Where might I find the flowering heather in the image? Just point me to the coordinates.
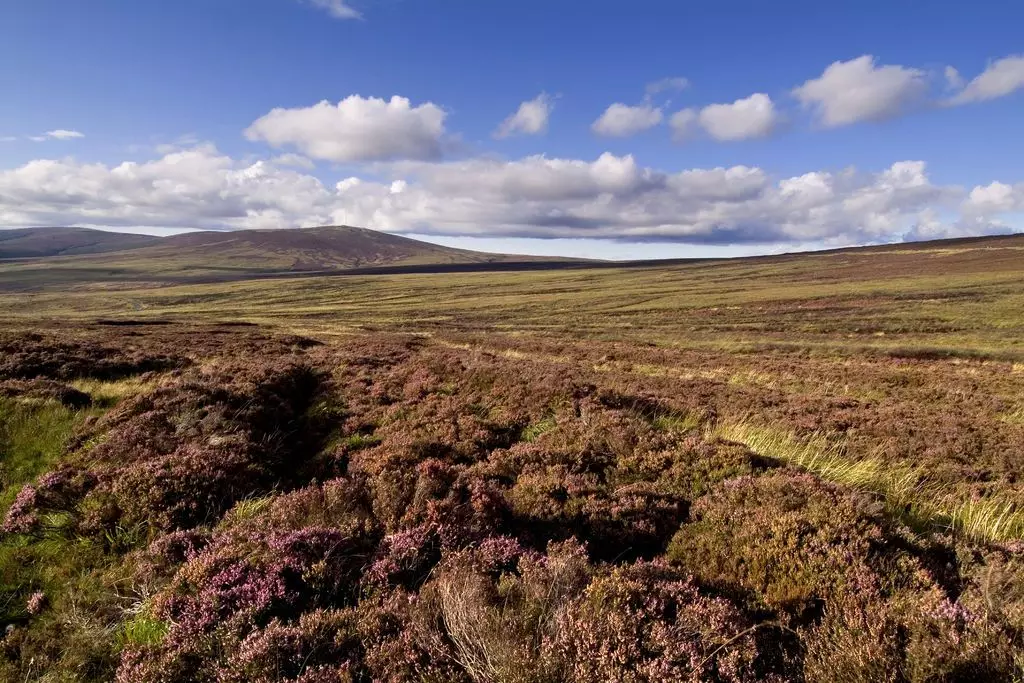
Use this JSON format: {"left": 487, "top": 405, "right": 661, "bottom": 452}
{"left": 25, "top": 591, "right": 46, "bottom": 616}
{"left": 549, "top": 561, "right": 768, "bottom": 682}
{"left": 2, "top": 326, "right": 1023, "bottom": 681}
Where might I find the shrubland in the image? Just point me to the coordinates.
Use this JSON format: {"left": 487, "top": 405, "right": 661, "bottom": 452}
{"left": 1, "top": 321, "right": 1023, "bottom": 681}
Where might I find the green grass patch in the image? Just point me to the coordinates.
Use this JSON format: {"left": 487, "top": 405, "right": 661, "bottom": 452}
{"left": 0, "top": 397, "right": 101, "bottom": 507}
{"left": 520, "top": 416, "right": 557, "bottom": 442}
{"left": 337, "top": 433, "right": 382, "bottom": 451}
{"left": 117, "top": 611, "right": 168, "bottom": 649}
{"left": 651, "top": 412, "right": 701, "bottom": 433}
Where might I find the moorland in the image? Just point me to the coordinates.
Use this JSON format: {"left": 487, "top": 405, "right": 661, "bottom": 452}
{"left": 1, "top": 226, "right": 1023, "bottom": 682}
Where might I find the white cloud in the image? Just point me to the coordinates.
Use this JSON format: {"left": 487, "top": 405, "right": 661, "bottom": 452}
{"left": 26, "top": 130, "right": 85, "bottom": 142}
{"left": 669, "top": 109, "right": 698, "bottom": 142}
{"left": 245, "top": 95, "right": 447, "bottom": 163}
{"left": 2, "top": 144, "right": 1008, "bottom": 246}
{"left": 494, "top": 93, "right": 553, "bottom": 139}
{"left": 944, "top": 66, "right": 964, "bottom": 90}
{"left": 0, "top": 137, "right": 16, "bottom": 143}
{"left": 272, "top": 153, "right": 316, "bottom": 169}
{"left": 697, "top": 93, "right": 778, "bottom": 141}
{"left": 45, "top": 129, "right": 85, "bottom": 140}
{"left": 963, "top": 181, "right": 1024, "bottom": 214}
{"left": 646, "top": 77, "right": 689, "bottom": 96}
{"left": 305, "top": 0, "right": 361, "bottom": 19}
{"left": 792, "top": 55, "right": 927, "bottom": 127}
{"left": 591, "top": 103, "right": 663, "bottom": 137}
{"left": 946, "top": 55, "right": 1024, "bottom": 105}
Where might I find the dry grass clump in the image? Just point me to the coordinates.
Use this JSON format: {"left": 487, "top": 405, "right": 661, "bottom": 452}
{"left": 714, "top": 421, "right": 1024, "bottom": 543}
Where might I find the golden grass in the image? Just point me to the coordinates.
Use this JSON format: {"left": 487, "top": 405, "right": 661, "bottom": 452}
{"left": 70, "top": 376, "right": 162, "bottom": 407}
{"left": 714, "top": 421, "right": 1024, "bottom": 544}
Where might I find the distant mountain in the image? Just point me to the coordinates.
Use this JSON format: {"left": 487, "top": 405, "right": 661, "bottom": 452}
{"left": 0, "top": 227, "right": 158, "bottom": 259}
{"left": 0, "top": 226, "right": 577, "bottom": 287}
{"left": 144, "top": 225, "right": 560, "bottom": 271}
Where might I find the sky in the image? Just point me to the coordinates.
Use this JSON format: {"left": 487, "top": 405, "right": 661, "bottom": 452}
{"left": 1, "top": 0, "right": 1023, "bottom": 259}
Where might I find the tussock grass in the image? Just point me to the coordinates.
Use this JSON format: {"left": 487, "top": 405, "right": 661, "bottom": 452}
{"left": 651, "top": 412, "right": 701, "bottom": 433}
{"left": 220, "top": 494, "right": 276, "bottom": 527}
{"left": 714, "top": 421, "right": 1024, "bottom": 544}
{"left": 71, "top": 376, "right": 160, "bottom": 408}
{"left": 999, "top": 405, "right": 1024, "bottom": 425}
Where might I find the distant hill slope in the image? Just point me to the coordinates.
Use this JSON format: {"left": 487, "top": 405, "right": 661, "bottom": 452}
{"left": 0, "top": 225, "right": 577, "bottom": 288}
{"left": 147, "top": 225, "right": 559, "bottom": 271}
{"left": 0, "top": 227, "right": 158, "bottom": 259}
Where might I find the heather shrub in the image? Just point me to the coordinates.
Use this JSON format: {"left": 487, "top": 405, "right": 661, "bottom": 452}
{"left": 415, "top": 538, "right": 593, "bottom": 683}
{"left": 0, "top": 331, "right": 186, "bottom": 382}
{"left": 0, "top": 379, "right": 92, "bottom": 408}
{"left": 7, "top": 361, "right": 331, "bottom": 539}
{"left": 612, "top": 433, "right": 772, "bottom": 498}
{"left": 547, "top": 560, "right": 771, "bottom": 683}
{"left": 667, "top": 473, "right": 903, "bottom": 613}
{"left": 4, "top": 328, "right": 1024, "bottom": 681}
{"left": 121, "top": 523, "right": 376, "bottom": 682}
{"left": 802, "top": 585, "right": 1020, "bottom": 682}
{"left": 2, "top": 467, "right": 98, "bottom": 535}
{"left": 218, "top": 608, "right": 362, "bottom": 683}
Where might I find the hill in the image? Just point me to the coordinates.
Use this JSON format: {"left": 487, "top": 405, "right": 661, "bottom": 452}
{"left": 0, "top": 227, "right": 158, "bottom": 259}
{"left": 0, "top": 225, "right": 576, "bottom": 289}
{"left": 149, "top": 225, "right": 563, "bottom": 271}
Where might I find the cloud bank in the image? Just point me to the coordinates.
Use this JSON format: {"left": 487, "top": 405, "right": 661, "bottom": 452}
{"left": 1, "top": 143, "right": 1017, "bottom": 245}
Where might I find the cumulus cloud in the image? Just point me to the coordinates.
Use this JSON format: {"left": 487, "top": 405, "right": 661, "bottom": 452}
{"left": 591, "top": 103, "right": 663, "bottom": 137}
{"left": 792, "top": 55, "right": 927, "bottom": 127}
{"left": 245, "top": 95, "right": 447, "bottom": 163}
{"left": 0, "top": 144, "right": 336, "bottom": 232}
{"left": 697, "top": 93, "right": 778, "bottom": 141}
{"left": 946, "top": 55, "right": 1024, "bottom": 105}
{"left": 669, "top": 94, "right": 778, "bottom": 142}
{"left": 3, "top": 143, "right": 1011, "bottom": 246}
{"left": 494, "top": 93, "right": 554, "bottom": 139}
{"left": 669, "top": 109, "right": 698, "bottom": 142}
{"left": 305, "top": 0, "right": 361, "bottom": 19}
{"left": 962, "top": 181, "right": 1024, "bottom": 214}
{"left": 646, "top": 77, "right": 689, "bottom": 96}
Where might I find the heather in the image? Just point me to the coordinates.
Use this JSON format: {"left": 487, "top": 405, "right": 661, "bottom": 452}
{"left": 1, "top": 321, "right": 1023, "bottom": 681}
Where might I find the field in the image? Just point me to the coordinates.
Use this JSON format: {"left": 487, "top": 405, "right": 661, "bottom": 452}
{"left": 1, "top": 233, "right": 1023, "bottom": 681}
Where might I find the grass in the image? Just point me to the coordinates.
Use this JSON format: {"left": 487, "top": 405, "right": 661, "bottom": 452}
{"left": 714, "top": 421, "right": 1024, "bottom": 544}
{"left": 521, "top": 416, "right": 557, "bottom": 442}
{"left": 70, "top": 376, "right": 161, "bottom": 408}
{"left": 651, "top": 412, "right": 702, "bottom": 433}
{"left": 0, "top": 397, "right": 100, "bottom": 506}
{"left": 117, "top": 611, "right": 168, "bottom": 650}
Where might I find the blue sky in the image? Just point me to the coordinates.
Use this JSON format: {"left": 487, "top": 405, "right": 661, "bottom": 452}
{"left": 1, "top": 0, "right": 1023, "bottom": 259}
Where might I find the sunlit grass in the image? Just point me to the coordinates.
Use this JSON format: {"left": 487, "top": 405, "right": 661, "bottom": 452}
{"left": 0, "top": 398, "right": 101, "bottom": 506}
{"left": 714, "top": 421, "right": 1024, "bottom": 544}
{"left": 70, "top": 376, "right": 161, "bottom": 408}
